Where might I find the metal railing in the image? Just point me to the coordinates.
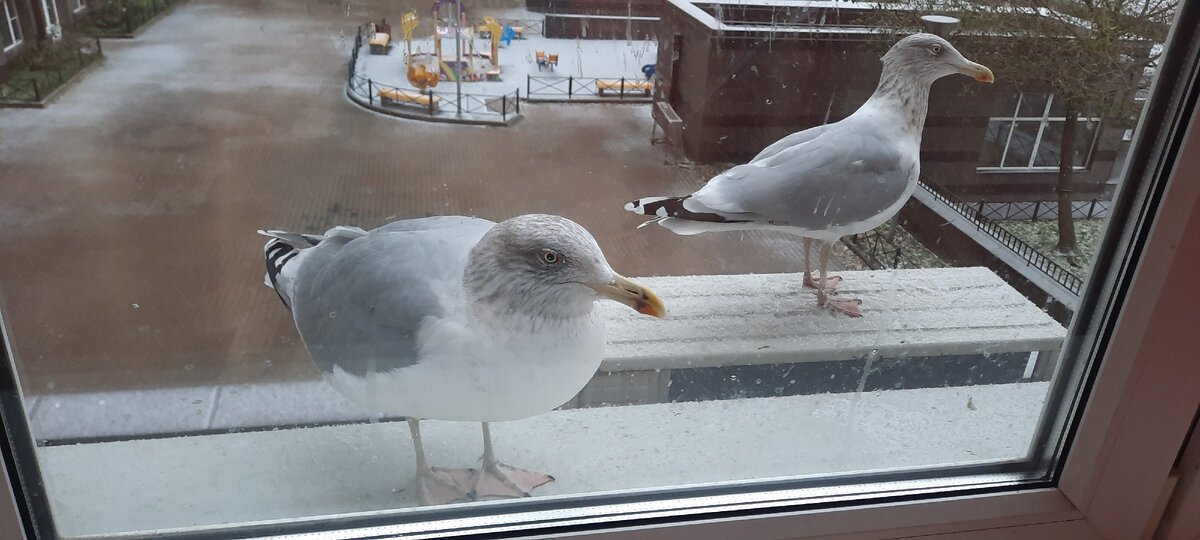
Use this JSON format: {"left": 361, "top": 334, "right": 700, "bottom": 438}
{"left": 76, "top": 0, "right": 178, "bottom": 36}
{"left": 347, "top": 23, "right": 520, "bottom": 123}
{"left": 496, "top": 18, "right": 544, "bottom": 35}
{"left": 526, "top": 75, "right": 655, "bottom": 101}
{"left": 844, "top": 228, "right": 904, "bottom": 270}
{"left": 919, "top": 180, "right": 1085, "bottom": 295}
{"left": 972, "top": 199, "right": 1111, "bottom": 221}
{"left": 0, "top": 37, "right": 103, "bottom": 102}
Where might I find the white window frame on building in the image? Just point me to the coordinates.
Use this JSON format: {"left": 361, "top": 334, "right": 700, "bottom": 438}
{"left": 2, "top": 0, "right": 22, "bottom": 52}
{"left": 71, "top": 0, "right": 84, "bottom": 13}
{"left": 978, "top": 92, "right": 1103, "bottom": 172}
{"left": 42, "top": 0, "right": 60, "bottom": 32}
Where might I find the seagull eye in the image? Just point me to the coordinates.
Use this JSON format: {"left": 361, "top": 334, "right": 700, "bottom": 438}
{"left": 931, "top": 44, "right": 943, "bottom": 54}
{"left": 539, "top": 250, "right": 562, "bottom": 264}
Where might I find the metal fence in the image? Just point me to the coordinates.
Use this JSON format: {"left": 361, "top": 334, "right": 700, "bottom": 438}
{"left": 76, "top": 0, "right": 177, "bottom": 35}
{"left": 496, "top": 18, "right": 544, "bottom": 35}
{"left": 357, "top": 77, "right": 521, "bottom": 120}
{"left": 920, "top": 180, "right": 1085, "bottom": 295}
{"left": 526, "top": 75, "right": 655, "bottom": 101}
{"left": 972, "top": 199, "right": 1111, "bottom": 221}
{"left": 844, "top": 228, "right": 905, "bottom": 270}
{"left": 0, "top": 37, "right": 103, "bottom": 102}
{"left": 348, "top": 23, "right": 521, "bottom": 123}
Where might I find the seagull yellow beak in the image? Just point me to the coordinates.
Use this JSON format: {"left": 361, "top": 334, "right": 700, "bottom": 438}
{"left": 958, "top": 60, "right": 995, "bottom": 83}
{"left": 583, "top": 274, "right": 667, "bottom": 318}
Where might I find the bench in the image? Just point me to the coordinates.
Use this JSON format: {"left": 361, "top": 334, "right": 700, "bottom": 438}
{"left": 368, "top": 32, "right": 390, "bottom": 55}
{"left": 377, "top": 87, "right": 440, "bottom": 110}
{"left": 597, "top": 79, "right": 653, "bottom": 96}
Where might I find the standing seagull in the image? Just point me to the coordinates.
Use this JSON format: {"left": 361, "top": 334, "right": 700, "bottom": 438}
{"left": 259, "top": 214, "right": 665, "bottom": 505}
{"left": 626, "top": 33, "right": 993, "bottom": 316}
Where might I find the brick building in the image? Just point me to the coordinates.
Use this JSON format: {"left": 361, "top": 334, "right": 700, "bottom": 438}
{"left": 1, "top": 0, "right": 94, "bottom": 70}
{"left": 651, "top": 0, "right": 1132, "bottom": 203}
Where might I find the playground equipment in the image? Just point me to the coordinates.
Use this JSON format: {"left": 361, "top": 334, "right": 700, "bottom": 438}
{"left": 400, "top": 11, "right": 418, "bottom": 59}
{"left": 392, "top": 3, "right": 502, "bottom": 88}
{"left": 407, "top": 63, "right": 440, "bottom": 92}
{"left": 432, "top": 1, "right": 469, "bottom": 65}
{"left": 481, "top": 16, "right": 503, "bottom": 66}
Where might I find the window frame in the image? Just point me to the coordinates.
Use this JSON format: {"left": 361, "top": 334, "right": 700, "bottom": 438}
{"left": 2, "top": 0, "right": 22, "bottom": 52}
{"left": 1, "top": 4, "right": 1199, "bottom": 539}
{"left": 977, "top": 93, "right": 1103, "bottom": 173}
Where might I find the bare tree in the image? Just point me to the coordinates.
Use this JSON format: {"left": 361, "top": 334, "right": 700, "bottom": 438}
{"left": 872, "top": 0, "right": 1176, "bottom": 255}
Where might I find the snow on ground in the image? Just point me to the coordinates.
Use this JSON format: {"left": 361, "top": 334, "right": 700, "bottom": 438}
{"left": 354, "top": 14, "right": 657, "bottom": 100}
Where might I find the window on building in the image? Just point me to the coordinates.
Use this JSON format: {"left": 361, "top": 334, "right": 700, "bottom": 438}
{"left": 72, "top": 0, "right": 84, "bottom": 13}
{"left": 2, "top": 0, "right": 21, "bottom": 50}
{"left": 978, "top": 93, "right": 1102, "bottom": 171}
{"left": 47, "top": 0, "right": 59, "bottom": 28}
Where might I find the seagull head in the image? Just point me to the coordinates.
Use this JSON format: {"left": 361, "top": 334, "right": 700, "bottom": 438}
{"left": 883, "top": 33, "right": 994, "bottom": 86}
{"left": 465, "top": 214, "right": 666, "bottom": 322}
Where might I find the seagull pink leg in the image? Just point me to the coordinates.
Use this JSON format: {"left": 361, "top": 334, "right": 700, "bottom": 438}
{"left": 469, "top": 422, "right": 554, "bottom": 500}
{"left": 816, "top": 242, "right": 861, "bottom": 317}
{"left": 803, "top": 239, "right": 842, "bottom": 289}
{"left": 408, "top": 418, "right": 474, "bottom": 505}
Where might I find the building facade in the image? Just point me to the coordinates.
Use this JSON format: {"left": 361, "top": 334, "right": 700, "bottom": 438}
{"left": 1, "top": 0, "right": 93, "bottom": 71}
{"left": 652, "top": 0, "right": 1130, "bottom": 203}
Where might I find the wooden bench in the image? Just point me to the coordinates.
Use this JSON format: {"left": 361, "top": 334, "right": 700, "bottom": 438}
{"left": 377, "top": 87, "right": 440, "bottom": 110}
{"left": 597, "top": 79, "right": 653, "bottom": 96}
{"left": 368, "top": 32, "right": 390, "bottom": 55}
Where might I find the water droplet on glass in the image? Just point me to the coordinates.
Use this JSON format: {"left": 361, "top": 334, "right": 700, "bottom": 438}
{"left": 131, "top": 303, "right": 140, "bottom": 309}
{"left": 184, "top": 364, "right": 195, "bottom": 371}
{"left": 765, "top": 99, "right": 773, "bottom": 105}
{"left": 329, "top": 312, "right": 338, "bottom": 318}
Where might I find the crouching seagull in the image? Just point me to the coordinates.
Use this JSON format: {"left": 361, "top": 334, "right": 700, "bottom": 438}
{"left": 260, "top": 214, "right": 666, "bottom": 505}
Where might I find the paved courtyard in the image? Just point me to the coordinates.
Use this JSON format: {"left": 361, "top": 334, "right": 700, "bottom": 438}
{"left": 0, "top": 0, "right": 840, "bottom": 394}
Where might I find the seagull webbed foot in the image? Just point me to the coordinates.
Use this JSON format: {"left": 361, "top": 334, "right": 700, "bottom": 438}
{"left": 803, "top": 270, "right": 842, "bottom": 289}
{"left": 819, "top": 295, "right": 863, "bottom": 317}
{"left": 417, "top": 466, "right": 476, "bottom": 506}
{"left": 470, "top": 462, "right": 554, "bottom": 500}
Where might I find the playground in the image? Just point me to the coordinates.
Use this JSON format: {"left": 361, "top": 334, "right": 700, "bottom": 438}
{"left": 349, "top": 2, "right": 658, "bottom": 123}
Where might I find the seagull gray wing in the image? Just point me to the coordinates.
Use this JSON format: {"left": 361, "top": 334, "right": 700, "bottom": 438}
{"left": 291, "top": 217, "right": 495, "bottom": 377}
{"left": 691, "top": 124, "right": 915, "bottom": 232}
{"left": 750, "top": 123, "right": 831, "bottom": 163}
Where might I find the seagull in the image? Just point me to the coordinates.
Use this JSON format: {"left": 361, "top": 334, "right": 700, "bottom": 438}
{"left": 259, "top": 214, "right": 666, "bottom": 505}
{"left": 626, "top": 33, "right": 994, "bottom": 317}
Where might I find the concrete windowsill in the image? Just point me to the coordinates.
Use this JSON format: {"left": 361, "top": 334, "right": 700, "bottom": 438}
{"left": 24, "top": 267, "right": 1066, "bottom": 537}
{"left": 38, "top": 381, "right": 1050, "bottom": 538}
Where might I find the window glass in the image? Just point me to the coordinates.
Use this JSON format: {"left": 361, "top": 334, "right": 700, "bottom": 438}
{"left": 0, "top": 0, "right": 1184, "bottom": 538}
{"left": 979, "top": 120, "right": 1010, "bottom": 167}
{"left": 1017, "top": 92, "right": 1048, "bottom": 117}
{"left": 1002, "top": 120, "right": 1042, "bottom": 167}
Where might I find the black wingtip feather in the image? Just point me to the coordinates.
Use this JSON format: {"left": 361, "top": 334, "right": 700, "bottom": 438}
{"left": 636, "top": 197, "right": 748, "bottom": 224}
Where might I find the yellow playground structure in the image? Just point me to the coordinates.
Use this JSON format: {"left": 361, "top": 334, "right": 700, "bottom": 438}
{"left": 396, "top": 3, "right": 506, "bottom": 86}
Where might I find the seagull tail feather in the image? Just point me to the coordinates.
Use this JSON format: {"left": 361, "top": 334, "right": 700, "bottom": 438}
{"left": 625, "top": 196, "right": 749, "bottom": 235}
{"left": 257, "top": 229, "right": 322, "bottom": 311}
